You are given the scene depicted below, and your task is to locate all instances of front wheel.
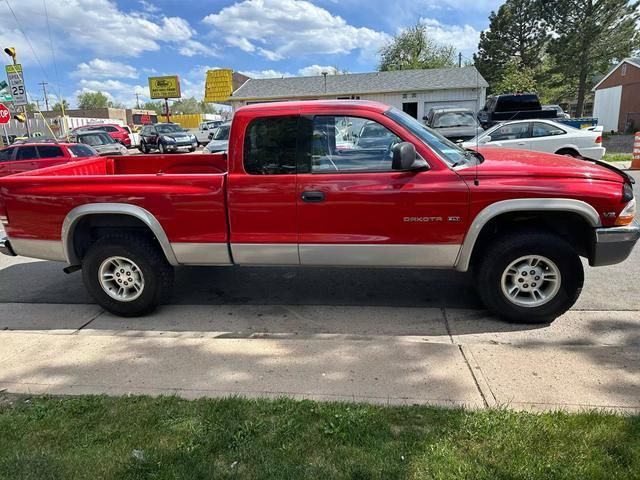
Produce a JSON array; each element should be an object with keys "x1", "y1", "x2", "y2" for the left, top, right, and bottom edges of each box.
[
  {"x1": 82, "y1": 233, "x2": 174, "y2": 317},
  {"x1": 475, "y1": 231, "x2": 583, "y2": 324},
  {"x1": 158, "y1": 142, "x2": 166, "y2": 154}
]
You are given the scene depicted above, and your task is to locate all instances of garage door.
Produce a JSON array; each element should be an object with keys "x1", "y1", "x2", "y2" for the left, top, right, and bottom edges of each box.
[{"x1": 424, "y1": 100, "x2": 478, "y2": 118}]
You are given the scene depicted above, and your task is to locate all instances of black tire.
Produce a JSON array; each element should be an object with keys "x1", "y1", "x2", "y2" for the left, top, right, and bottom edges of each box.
[
  {"x1": 140, "y1": 141, "x2": 150, "y2": 154},
  {"x1": 188, "y1": 147, "x2": 196, "y2": 153},
  {"x1": 475, "y1": 231, "x2": 583, "y2": 324},
  {"x1": 82, "y1": 233, "x2": 174, "y2": 317},
  {"x1": 158, "y1": 142, "x2": 166, "y2": 154}
]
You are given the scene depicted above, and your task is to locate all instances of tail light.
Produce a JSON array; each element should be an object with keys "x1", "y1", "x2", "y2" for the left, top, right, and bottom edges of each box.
[{"x1": 595, "y1": 135, "x2": 602, "y2": 144}]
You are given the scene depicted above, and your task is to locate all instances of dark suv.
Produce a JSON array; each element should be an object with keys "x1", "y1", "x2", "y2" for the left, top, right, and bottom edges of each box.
[{"x1": 138, "y1": 123, "x2": 198, "y2": 154}]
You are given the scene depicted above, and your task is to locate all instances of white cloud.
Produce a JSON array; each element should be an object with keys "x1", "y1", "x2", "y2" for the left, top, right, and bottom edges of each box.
[
  {"x1": 139, "y1": 0, "x2": 160, "y2": 13},
  {"x1": 298, "y1": 65, "x2": 339, "y2": 76},
  {"x1": 203, "y1": 0, "x2": 390, "y2": 60},
  {"x1": 71, "y1": 59, "x2": 138, "y2": 79},
  {"x1": 239, "y1": 69, "x2": 293, "y2": 78},
  {"x1": 0, "y1": 0, "x2": 210, "y2": 61},
  {"x1": 419, "y1": 18, "x2": 481, "y2": 55}
]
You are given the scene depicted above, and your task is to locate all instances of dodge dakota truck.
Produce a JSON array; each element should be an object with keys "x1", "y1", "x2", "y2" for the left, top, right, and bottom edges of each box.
[{"x1": 1, "y1": 100, "x2": 638, "y2": 323}]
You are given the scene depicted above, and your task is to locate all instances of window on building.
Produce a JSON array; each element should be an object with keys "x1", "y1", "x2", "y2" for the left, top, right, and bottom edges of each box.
[{"x1": 243, "y1": 116, "x2": 298, "y2": 175}]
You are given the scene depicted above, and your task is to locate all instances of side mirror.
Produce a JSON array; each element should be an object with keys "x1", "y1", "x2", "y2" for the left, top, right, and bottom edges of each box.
[
  {"x1": 392, "y1": 142, "x2": 428, "y2": 171},
  {"x1": 478, "y1": 135, "x2": 491, "y2": 144}
]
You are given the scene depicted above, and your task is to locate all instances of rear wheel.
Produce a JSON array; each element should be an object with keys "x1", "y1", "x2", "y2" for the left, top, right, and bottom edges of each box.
[
  {"x1": 556, "y1": 148, "x2": 582, "y2": 159},
  {"x1": 475, "y1": 231, "x2": 583, "y2": 324},
  {"x1": 188, "y1": 147, "x2": 196, "y2": 152},
  {"x1": 82, "y1": 233, "x2": 174, "y2": 317}
]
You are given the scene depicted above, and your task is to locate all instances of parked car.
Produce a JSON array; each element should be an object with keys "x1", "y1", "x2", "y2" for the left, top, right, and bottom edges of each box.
[
  {"x1": 0, "y1": 100, "x2": 637, "y2": 323},
  {"x1": 0, "y1": 141, "x2": 98, "y2": 176},
  {"x1": 355, "y1": 120, "x2": 399, "y2": 149},
  {"x1": 543, "y1": 104, "x2": 570, "y2": 119},
  {"x1": 72, "y1": 124, "x2": 134, "y2": 147},
  {"x1": 139, "y1": 123, "x2": 198, "y2": 154},
  {"x1": 68, "y1": 130, "x2": 128, "y2": 156},
  {"x1": 424, "y1": 107, "x2": 484, "y2": 143},
  {"x1": 463, "y1": 119, "x2": 605, "y2": 160},
  {"x1": 477, "y1": 93, "x2": 557, "y2": 129},
  {"x1": 203, "y1": 122, "x2": 231, "y2": 153},
  {"x1": 194, "y1": 120, "x2": 223, "y2": 145}
]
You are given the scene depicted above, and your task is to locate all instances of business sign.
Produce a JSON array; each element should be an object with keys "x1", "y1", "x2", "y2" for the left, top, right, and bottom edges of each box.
[
  {"x1": 204, "y1": 69, "x2": 233, "y2": 103},
  {"x1": 148, "y1": 75, "x2": 181, "y2": 99},
  {"x1": 5, "y1": 64, "x2": 27, "y2": 106},
  {"x1": 0, "y1": 103, "x2": 10, "y2": 125}
]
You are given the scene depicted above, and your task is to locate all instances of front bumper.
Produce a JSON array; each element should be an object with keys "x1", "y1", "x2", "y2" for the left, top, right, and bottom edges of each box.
[
  {"x1": 0, "y1": 236, "x2": 16, "y2": 257},
  {"x1": 591, "y1": 220, "x2": 640, "y2": 266}
]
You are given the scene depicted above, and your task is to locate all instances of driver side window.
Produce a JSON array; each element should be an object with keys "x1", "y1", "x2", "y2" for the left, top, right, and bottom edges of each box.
[{"x1": 310, "y1": 116, "x2": 401, "y2": 173}]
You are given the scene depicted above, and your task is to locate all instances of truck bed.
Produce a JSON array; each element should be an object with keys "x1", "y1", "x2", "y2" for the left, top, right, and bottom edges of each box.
[{"x1": 0, "y1": 154, "x2": 230, "y2": 263}]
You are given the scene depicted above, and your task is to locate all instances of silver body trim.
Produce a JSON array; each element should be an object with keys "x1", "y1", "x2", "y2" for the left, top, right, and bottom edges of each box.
[
  {"x1": 10, "y1": 238, "x2": 66, "y2": 262},
  {"x1": 455, "y1": 198, "x2": 602, "y2": 272},
  {"x1": 595, "y1": 220, "x2": 640, "y2": 243},
  {"x1": 231, "y1": 243, "x2": 299, "y2": 265},
  {"x1": 299, "y1": 244, "x2": 460, "y2": 267},
  {"x1": 62, "y1": 203, "x2": 179, "y2": 266},
  {"x1": 171, "y1": 243, "x2": 232, "y2": 265}
]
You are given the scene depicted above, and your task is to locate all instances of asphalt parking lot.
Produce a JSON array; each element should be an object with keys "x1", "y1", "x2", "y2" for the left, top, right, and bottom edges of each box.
[{"x1": 0, "y1": 170, "x2": 638, "y2": 411}]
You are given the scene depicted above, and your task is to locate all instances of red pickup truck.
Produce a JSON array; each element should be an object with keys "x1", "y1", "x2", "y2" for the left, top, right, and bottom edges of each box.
[{"x1": 1, "y1": 101, "x2": 638, "y2": 322}]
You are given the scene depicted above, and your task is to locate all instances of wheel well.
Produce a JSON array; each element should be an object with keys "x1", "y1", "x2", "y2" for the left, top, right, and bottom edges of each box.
[
  {"x1": 555, "y1": 148, "x2": 579, "y2": 156},
  {"x1": 70, "y1": 214, "x2": 160, "y2": 263},
  {"x1": 469, "y1": 211, "x2": 593, "y2": 268}
]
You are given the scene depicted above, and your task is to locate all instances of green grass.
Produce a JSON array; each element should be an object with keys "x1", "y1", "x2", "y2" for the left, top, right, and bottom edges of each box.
[
  {"x1": 603, "y1": 153, "x2": 634, "y2": 162},
  {"x1": 1, "y1": 394, "x2": 639, "y2": 480}
]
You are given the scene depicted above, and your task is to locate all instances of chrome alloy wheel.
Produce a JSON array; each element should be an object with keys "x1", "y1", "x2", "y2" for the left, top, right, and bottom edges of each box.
[
  {"x1": 98, "y1": 256, "x2": 145, "y2": 302},
  {"x1": 500, "y1": 255, "x2": 561, "y2": 308}
]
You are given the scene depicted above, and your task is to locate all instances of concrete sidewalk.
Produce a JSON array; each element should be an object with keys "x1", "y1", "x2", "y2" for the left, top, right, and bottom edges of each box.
[{"x1": 1, "y1": 303, "x2": 638, "y2": 412}]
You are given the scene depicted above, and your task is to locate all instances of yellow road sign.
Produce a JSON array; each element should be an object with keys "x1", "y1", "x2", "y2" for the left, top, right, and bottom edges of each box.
[
  {"x1": 148, "y1": 75, "x2": 181, "y2": 99},
  {"x1": 205, "y1": 69, "x2": 233, "y2": 103}
]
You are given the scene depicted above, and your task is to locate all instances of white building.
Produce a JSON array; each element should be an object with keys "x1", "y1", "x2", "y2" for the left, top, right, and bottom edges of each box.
[{"x1": 229, "y1": 67, "x2": 488, "y2": 121}]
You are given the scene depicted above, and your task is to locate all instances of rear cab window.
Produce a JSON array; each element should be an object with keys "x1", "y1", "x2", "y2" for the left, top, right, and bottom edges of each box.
[
  {"x1": 15, "y1": 146, "x2": 38, "y2": 160},
  {"x1": 243, "y1": 116, "x2": 298, "y2": 175}
]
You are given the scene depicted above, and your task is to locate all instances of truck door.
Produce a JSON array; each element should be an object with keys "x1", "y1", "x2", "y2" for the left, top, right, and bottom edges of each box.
[
  {"x1": 296, "y1": 113, "x2": 469, "y2": 267},
  {"x1": 227, "y1": 114, "x2": 300, "y2": 265}
]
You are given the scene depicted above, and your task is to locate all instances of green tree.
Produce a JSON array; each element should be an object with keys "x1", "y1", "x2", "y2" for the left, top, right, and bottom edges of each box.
[
  {"x1": 474, "y1": 0, "x2": 549, "y2": 89},
  {"x1": 141, "y1": 101, "x2": 163, "y2": 114},
  {"x1": 77, "y1": 91, "x2": 111, "y2": 109},
  {"x1": 170, "y1": 97, "x2": 201, "y2": 114},
  {"x1": 493, "y1": 59, "x2": 538, "y2": 94},
  {"x1": 542, "y1": 0, "x2": 640, "y2": 116},
  {"x1": 52, "y1": 99, "x2": 70, "y2": 112},
  {"x1": 379, "y1": 23, "x2": 456, "y2": 71}
]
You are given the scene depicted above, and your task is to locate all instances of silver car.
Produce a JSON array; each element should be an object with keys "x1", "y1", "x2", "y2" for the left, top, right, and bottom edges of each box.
[
  {"x1": 70, "y1": 130, "x2": 128, "y2": 156},
  {"x1": 203, "y1": 122, "x2": 231, "y2": 154}
]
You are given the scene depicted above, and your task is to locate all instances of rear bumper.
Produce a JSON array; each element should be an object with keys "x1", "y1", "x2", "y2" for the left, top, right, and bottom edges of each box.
[
  {"x1": 0, "y1": 236, "x2": 16, "y2": 257},
  {"x1": 580, "y1": 146, "x2": 606, "y2": 160},
  {"x1": 590, "y1": 220, "x2": 640, "y2": 266}
]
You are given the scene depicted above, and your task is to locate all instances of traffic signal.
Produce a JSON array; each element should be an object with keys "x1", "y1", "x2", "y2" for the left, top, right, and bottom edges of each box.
[
  {"x1": 14, "y1": 112, "x2": 26, "y2": 123},
  {"x1": 3, "y1": 47, "x2": 16, "y2": 61}
]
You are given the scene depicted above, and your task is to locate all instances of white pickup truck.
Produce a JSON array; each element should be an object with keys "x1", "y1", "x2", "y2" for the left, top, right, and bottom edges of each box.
[{"x1": 193, "y1": 121, "x2": 222, "y2": 145}]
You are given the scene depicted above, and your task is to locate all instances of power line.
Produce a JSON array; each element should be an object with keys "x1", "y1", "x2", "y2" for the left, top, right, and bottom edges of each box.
[{"x1": 43, "y1": 0, "x2": 65, "y2": 113}]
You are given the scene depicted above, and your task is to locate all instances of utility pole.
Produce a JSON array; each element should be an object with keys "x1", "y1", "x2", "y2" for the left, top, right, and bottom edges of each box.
[
  {"x1": 38, "y1": 81, "x2": 49, "y2": 110},
  {"x1": 135, "y1": 93, "x2": 141, "y2": 109},
  {"x1": 458, "y1": 52, "x2": 462, "y2": 68},
  {"x1": 321, "y1": 71, "x2": 328, "y2": 94}
]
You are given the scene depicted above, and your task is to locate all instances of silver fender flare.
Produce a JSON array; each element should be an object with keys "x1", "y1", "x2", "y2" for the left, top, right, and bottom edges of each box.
[
  {"x1": 61, "y1": 203, "x2": 179, "y2": 266},
  {"x1": 455, "y1": 198, "x2": 601, "y2": 272}
]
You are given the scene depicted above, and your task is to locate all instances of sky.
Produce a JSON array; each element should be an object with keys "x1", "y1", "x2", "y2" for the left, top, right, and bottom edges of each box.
[{"x1": 0, "y1": 0, "x2": 504, "y2": 109}]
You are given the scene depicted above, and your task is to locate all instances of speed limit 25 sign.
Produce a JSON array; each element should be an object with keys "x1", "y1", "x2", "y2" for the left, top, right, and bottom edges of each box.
[{"x1": 5, "y1": 64, "x2": 27, "y2": 106}]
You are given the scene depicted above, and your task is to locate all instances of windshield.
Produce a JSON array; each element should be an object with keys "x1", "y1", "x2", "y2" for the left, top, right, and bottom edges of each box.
[
  {"x1": 385, "y1": 107, "x2": 467, "y2": 166},
  {"x1": 212, "y1": 125, "x2": 230, "y2": 140},
  {"x1": 156, "y1": 124, "x2": 183, "y2": 134},
  {"x1": 80, "y1": 132, "x2": 114, "y2": 145},
  {"x1": 434, "y1": 111, "x2": 477, "y2": 128}
]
